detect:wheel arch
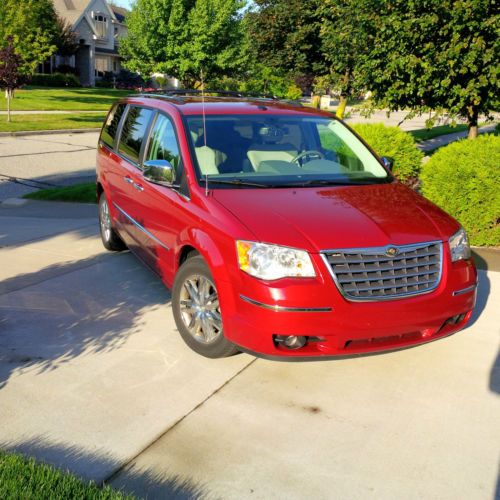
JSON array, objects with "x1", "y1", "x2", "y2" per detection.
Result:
[{"x1": 176, "y1": 229, "x2": 234, "y2": 285}]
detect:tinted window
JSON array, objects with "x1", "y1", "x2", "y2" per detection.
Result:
[
  {"x1": 118, "y1": 106, "x2": 153, "y2": 163},
  {"x1": 146, "y1": 114, "x2": 181, "y2": 170},
  {"x1": 100, "y1": 103, "x2": 126, "y2": 148}
]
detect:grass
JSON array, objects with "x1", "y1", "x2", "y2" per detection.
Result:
[
  {"x1": 0, "y1": 113, "x2": 105, "y2": 132},
  {"x1": 409, "y1": 124, "x2": 469, "y2": 142},
  {"x1": 0, "y1": 450, "x2": 133, "y2": 499},
  {"x1": 24, "y1": 182, "x2": 97, "y2": 203},
  {"x1": 0, "y1": 87, "x2": 133, "y2": 111}
]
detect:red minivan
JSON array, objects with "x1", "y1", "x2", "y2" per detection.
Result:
[{"x1": 96, "y1": 92, "x2": 477, "y2": 359}]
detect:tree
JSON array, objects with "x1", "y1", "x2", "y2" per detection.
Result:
[
  {"x1": 362, "y1": 0, "x2": 500, "y2": 139},
  {"x1": 54, "y1": 17, "x2": 78, "y2": 58},
  {"x1": 318, "y1": 0, "x2": 376, "y2": 118},
  {"x1": 245, "y1": 0, "x2": 322, "y2": 74},
  {"x1": 120, "y1": 0, "x2": 245, "y2": 87},
  {"x1": 0, "y1": 37, "x2": 24, "y2": 122},
  {"x1": 244, "y1": 0, "x2": 324, "y2": 92},
  {"x1": 0, "y1": 0, "x2": 59, "y2": 75}
]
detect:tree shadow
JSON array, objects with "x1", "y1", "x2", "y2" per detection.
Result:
[
  {"x1": 0, "y1": 246, "x2": 169, "y2": 389},
  {"x1": 1, "y1": 436, "x2": 209, "y2": 499}
]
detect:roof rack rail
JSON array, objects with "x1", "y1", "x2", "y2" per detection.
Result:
[{"x1": 142, "y1": 88, "x2": 279, "y2": 100}]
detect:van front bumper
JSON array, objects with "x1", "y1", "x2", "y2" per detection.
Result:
[{"x1": 218, "y1": 257, "x2": 477, "y2": 359}]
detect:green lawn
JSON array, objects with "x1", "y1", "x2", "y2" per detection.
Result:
[
  {"x1": 24, "y1": 182, "x2": 97, "y2": 203},
  {"x1": 409, "y1": 124, "x2": 469, "y2": 142},
  {"x1": 0, "y1": 113, "x2": 105, "y2": 132},
  {"x1": 0, "y1": 450, "x2": 133, "y2": 499},
  {"x1": 0, "y1": 87, "x2": 133, "y2": 111}
]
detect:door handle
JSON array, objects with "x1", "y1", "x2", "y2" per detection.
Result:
[
  {"x1": 124, "y1": 176, "x2": 133, "y2": 184},
  {"x1": 133, "y1": 182, "x2": 144, "y2": 192}
]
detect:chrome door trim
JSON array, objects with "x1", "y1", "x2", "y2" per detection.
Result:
[
  {"x1": 113, "y1": 202, "x2": 170, "y2": 252},
  {"x1": 240, "y1": 294, "x2": 332, "y2": 312}
]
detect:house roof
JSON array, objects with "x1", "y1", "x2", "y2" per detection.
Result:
[
  {"x1": 110, "y1": 5, "x2": 128, "y2": 23},
  {"x1": 53, "y1": 0, "x2": 92, "y2": 25},
  {"x1": 53, "y1": 0, "x2": 127, "y2": 27}
]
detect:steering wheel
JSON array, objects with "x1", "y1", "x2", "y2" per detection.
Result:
[{"x1": 292, "y1": 150, "x2": 325, "y2": 166}]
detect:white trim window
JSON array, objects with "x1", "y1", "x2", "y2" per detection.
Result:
[{"x1": 94, "y1": 13, "x2": 107, "y2": 38}]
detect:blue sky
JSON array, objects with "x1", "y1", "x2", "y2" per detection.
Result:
[{"x1": 111, "y1": 0, "x2": 134, "y2": 9}]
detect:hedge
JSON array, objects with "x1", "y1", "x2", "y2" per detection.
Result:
[
  {"x1": 352, "y1": 123, "x2": 424, "y2": 184},
  {"x1": 420, "y1": 135, "x2": 500, "y2": 246},
  {"x1": 30, "y1": 73, "x2": 80, "y2": 87}
]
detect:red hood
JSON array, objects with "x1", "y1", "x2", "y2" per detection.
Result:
[{"x1": 212, "y1": 183, "x2": 459, "y2": 252}]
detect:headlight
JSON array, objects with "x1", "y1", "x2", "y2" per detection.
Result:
[
  {"x1": 236, "y1": 240, "x2": 316, "y2": 280},
  {"x1": 449, "y1": 228, "x2": 471, "y2": 262}
]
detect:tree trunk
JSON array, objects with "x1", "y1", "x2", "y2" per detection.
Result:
[
  {"x1": 467, "y1": 105, "x2": 478, "y2": 139},
  {"x1": 7, "y1": 89, "x2": 11, "y2": 123},
  {"x1": 336, "y1": 95, "x2": 348, "y2": 119}
]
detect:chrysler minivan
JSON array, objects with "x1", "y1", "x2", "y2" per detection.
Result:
[{"x1": 96, "y1": 92, "x2": 477, "y2": 359}]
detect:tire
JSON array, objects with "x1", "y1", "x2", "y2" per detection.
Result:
[
  {"x1": 99, "y1": 193, "x2": 126, "y2": 251},
  {"x1": 172, "y1": 255, "x2": 238, "y2": 358}
]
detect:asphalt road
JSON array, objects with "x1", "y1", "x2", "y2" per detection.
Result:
[
  {"x1": 0, "y1": 200, "x2": 499, "y2": 500},
  {"x1": 0, "y1": 131, "x2": 99, "y2": 200}
]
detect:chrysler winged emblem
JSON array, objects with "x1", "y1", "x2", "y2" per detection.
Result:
[{"x1": 386, "y1": 247, "x2": 399, "y2": 257}]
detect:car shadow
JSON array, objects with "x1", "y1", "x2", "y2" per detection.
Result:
[
  {"x1": 466, "y1": 253, "x2": 490, "y2": 328},
  {"x1": 474, "y1": 250, "x2": 500, "y2": 500},
  {"x1": 1, "y1": 436, "x2": 209, "y2": 499}
]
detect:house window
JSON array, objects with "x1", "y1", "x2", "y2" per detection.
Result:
[
  {"x1": 95, "y1": 56, "x2": 108, "y2": 77},
  {"x1": 94, "y1": 14, "x2": 107, "y2": 38}
]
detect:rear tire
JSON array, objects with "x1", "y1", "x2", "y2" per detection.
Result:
[
  {"x1": 99, "y1": 193, "x2": 126, "y2": 251},
  {"x1": 172, "y1": 255, "x2": 238, "y2": 358}
]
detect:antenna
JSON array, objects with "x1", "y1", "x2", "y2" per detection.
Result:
[{"x1": 201, "y1": 69, "x2": 209, "y2": 197}]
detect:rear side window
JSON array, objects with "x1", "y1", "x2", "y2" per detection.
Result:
[
  {"x1": 100, "y1": 103, "x2": 126, "y2": 148},
  {"x1": 118, "y1": 106, "x2": 154, "y2": 164}
]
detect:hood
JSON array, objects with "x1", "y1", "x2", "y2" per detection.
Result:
[{"x1": 212, "y1": 183, "x2": 459, "y2": 252}]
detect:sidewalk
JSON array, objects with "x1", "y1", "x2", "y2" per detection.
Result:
[
  {"x1": 0, "y1": 110, "x2": 104, "y2": 115},
  {"x1": 418, "y1": 124, "x2": 497, "y2": 153}
]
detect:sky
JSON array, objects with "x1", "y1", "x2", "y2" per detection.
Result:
[{"x1": 110, "y1": 0, "x2": 134, "y2": 9}]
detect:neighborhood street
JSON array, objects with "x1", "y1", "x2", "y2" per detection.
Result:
[
  {"x1": 0, "y1": 199, "x2": 499, "y2": 499},
  {"x1": 0, "y1": 131, "x2": 97, "y2": 200}
]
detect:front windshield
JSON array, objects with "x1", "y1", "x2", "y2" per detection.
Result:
[{"x1": 185, "y1": 114, "x2": 391, "y2": 187}]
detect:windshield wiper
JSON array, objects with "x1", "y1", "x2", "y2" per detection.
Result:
[
  {"x1": 279, "y1": 179, "x2": 359, "y2": 187},
  {"x1": 206, "y1": 178, "x2": 272, "y2": 188}
]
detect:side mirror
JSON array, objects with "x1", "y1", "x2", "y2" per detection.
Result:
[
  {"x1": 381, "y1": 156, "x2": 394, "y2": 171},
  {"x1": 143, "y1": 159, "x2": 175, "y2": 186}
]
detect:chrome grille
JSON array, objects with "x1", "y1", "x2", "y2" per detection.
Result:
[{"x1": 322, "y1": 241, "x2": 442, "y2": 301}]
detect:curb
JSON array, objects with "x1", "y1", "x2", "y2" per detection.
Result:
[
  {"x1": 0, "y1": 128, "x2": 100, "y2": 137},
  {"x1": 472, "y1": 247, "x2": 500, "y2": 272}
]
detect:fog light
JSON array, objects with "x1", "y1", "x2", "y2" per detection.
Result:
[
  {"x1": 445, "y1": 313, "x2": 466, "y2": 326},
  {"x1": 275, "y1": 335, "x2": 307, "y2": 350}
]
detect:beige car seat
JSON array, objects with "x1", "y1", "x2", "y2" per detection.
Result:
[
  {"x1": 247, "y1": 125, "x2": 297, "y2": 171},
  {"x1": 190, "y1": 130, "x2": 227, "y2": 175}
]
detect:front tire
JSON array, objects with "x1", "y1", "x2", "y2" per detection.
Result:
[
  {"x1": 99, "y1": 193, "x2": 126, "y2": 251},
  {"x1": 172, "y1": 255, "x2": 238, "y2": 358}
]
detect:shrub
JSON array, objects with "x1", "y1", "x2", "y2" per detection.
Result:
[
  {"x1": 351, "y1": 123, "x2": 424, "y2": 184},
  {"x1": 54, "y1": 64, "x2": 78, "y2": 75},
  {"x1": 30, "y1": 73, "x2": 80, "y2": 87},
  {"x1": 286, "y1": 84, "x2": 303, "y2": 100},
  {"x1": 155, "y1": 76, "x2": 167, "y2": 89},
  {"x1": 420, "y1": 135, "x2": 500, "y2": 246}
]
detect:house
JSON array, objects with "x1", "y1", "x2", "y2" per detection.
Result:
[{"x1": 51, "y1": 0, "x2": 128, "y2": 86}]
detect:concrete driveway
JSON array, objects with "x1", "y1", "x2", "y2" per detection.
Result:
[{"x1": 0, "y1": 200, "x2": 499, "y2": 500}]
